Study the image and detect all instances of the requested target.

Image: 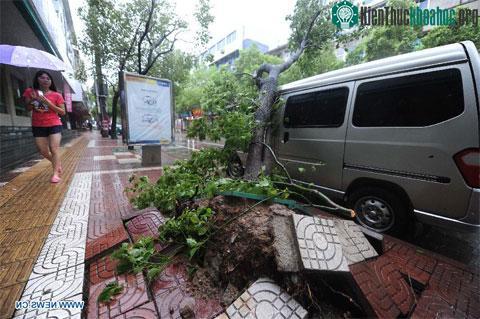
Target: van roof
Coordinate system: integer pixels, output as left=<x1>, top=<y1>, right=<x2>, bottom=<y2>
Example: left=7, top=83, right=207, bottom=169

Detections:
left=279, top=42, right=471, bottom=94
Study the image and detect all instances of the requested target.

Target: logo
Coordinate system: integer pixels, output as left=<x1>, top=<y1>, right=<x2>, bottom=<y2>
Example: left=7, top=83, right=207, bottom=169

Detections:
left=332, top=0, right=359, bottom=30
left=331, top=0, right=478, bottom=27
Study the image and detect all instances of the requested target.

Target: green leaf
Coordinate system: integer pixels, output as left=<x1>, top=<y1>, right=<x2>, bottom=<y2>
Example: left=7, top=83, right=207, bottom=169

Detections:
left=146, top=266, right=163, bottom=282
left=186, top=238, right=198, bottom=248
left=97, top=281, right=124, bottom=303
left=298, top=167, right=305, bottom=173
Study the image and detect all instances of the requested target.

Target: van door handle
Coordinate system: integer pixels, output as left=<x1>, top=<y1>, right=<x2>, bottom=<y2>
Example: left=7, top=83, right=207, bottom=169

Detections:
left=283, top=132, right=289, bottom=143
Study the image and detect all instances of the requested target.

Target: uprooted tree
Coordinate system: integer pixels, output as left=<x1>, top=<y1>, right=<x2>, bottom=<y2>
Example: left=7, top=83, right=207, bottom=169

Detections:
left=129, top=0, right=353, bottom=218
left=113, top=1, right=356, bottom=309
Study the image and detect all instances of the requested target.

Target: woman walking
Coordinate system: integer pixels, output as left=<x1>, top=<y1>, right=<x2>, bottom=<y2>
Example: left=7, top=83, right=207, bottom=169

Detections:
left=23, top=70, right=66, bottom=183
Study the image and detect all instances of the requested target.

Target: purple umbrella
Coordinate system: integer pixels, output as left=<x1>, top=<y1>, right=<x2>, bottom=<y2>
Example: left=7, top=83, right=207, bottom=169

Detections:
left=0, top=44, right=67, bottom=71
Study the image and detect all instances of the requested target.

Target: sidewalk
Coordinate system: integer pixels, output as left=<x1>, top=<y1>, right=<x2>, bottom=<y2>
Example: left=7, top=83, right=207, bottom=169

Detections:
left=0, top=131, right=170, bottom=318
left=0, top=131, right=478, bottom=318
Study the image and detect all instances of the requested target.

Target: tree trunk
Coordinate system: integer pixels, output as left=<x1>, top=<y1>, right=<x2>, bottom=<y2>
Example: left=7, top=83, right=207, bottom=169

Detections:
left=94, top=50, right=107, bottom=123
left=244, top=76, right=278, bottom=180
left=242, top=9, right=321, bottom=180
left=110, top=89, right=120, bottom=139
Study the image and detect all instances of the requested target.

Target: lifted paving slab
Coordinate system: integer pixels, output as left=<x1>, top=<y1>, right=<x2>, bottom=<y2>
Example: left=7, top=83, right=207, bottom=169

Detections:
left=334, top=220, right=378, bottom=265
left=225, top=277, right=308, bottom=319
left=292, top=214, right=350, bottom=272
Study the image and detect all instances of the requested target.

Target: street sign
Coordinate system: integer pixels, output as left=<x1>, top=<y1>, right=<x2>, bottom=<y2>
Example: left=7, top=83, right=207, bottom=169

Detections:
left=123, top=72, right=173, bottom=145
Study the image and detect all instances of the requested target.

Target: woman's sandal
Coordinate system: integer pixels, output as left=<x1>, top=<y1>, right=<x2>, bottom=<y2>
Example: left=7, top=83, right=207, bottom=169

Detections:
left=50, top=175, right=61, bottom=183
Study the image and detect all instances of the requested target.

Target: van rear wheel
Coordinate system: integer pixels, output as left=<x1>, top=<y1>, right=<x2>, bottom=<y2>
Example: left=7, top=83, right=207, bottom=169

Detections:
left=348, top=187, right=409, bottom=235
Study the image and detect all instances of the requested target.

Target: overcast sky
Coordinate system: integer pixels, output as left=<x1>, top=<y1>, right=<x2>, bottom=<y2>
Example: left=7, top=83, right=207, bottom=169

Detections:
left=69, top=0, right=297, bottom=55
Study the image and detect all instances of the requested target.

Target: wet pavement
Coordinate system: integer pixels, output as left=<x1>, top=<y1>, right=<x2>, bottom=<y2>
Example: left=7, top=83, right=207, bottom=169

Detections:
left=0, top=130, right=478, bottom=319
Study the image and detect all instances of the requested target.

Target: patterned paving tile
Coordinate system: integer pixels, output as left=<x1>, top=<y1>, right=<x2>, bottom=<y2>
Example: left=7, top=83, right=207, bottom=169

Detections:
left=30, top=237, right=86, bottom=279
left=89, top=256, right=117, bottom=285
left=112, top=301, right=159, bottom=319
left=9, top=171, right=91, bottom=318
left=152, top=262, right=223, bottom=319
left=225, top=277, right=308, bottom=319
left=126, top=211, right=166, bottom=242
left=88, top=271, right=149, bottom=319
left=334, top=220, right=378, bottom=265
left=48, top=214, right=88, bottom=240
left=85, top=223, right=129, bottom=261
left=292, top=214, right=349, bottom=272
left=14, top=264, right=85, bottom=318
left=350, top=262, right=401, bottom=318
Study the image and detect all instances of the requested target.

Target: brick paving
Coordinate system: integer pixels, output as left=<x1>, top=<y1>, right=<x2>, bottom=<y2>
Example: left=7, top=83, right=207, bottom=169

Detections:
left=0, top=136, right=87, bottom=319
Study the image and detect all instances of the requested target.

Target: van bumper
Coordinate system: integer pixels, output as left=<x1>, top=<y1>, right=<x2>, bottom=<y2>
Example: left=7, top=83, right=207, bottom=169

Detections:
left=414, top=189, right=480, bottom=232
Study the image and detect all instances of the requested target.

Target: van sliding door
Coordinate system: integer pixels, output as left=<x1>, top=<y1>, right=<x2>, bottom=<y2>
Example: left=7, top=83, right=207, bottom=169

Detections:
left=275, top=83, right=354, bottom=198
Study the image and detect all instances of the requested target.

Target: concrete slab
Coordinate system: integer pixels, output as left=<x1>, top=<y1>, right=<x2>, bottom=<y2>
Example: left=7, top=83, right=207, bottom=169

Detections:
left=225, top=278, right=308, bottom=319
left=272, top=215, right=300, bottom=272
left=292, top=214, right=349, bottom=272
left=334, top=220, right=378, bottom=265
left=93, top=155, right=116, bottom=161
left=141, top=144, right=162, bottom=166
left=117, top=158, right=141, bottom=164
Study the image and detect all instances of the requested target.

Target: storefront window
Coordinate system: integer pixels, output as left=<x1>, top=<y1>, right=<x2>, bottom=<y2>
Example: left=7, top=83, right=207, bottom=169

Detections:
left=11, top=74, right=28, bottom=117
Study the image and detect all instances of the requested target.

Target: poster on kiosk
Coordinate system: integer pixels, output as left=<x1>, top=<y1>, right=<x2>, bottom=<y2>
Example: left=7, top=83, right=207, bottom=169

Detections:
left=123, top=72, right=173, bottom=145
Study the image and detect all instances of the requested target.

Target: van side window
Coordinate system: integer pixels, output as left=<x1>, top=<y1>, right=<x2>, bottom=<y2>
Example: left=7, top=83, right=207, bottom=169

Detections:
left=353, top=69, right=464, bottom=127
left=284, top=87, right=349, bottom=128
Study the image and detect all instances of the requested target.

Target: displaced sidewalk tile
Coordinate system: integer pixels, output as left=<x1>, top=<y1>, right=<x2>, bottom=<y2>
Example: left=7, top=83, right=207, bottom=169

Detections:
left=112, top=301, right=159, bottom=318
left=272, top=215, right=300, bottom=272
left=89, top=256, right=118, bottom=285
left=85, top=223, right=129, bottom=261
left=225, top=277, right=307, bottom=319
left=88, top=258, right=149, bottom=319
left=349, top=262, right=401, bottom=318
left=292, top=214, right=349, bottom=272
left=126, top=210, right=166, bottom=243
left=383, top=238, right=436, bottom=285
left=152, top=262, right=222, bottom=319
left=369, top=256, right=416, bottom=316
left=334, top=220, right=378, bottom=265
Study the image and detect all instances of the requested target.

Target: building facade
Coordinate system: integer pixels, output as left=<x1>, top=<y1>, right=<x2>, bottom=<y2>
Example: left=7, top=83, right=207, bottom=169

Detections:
left=200, top=27, right=269, bottom=68
left=0, top=0, right=86, bottom=171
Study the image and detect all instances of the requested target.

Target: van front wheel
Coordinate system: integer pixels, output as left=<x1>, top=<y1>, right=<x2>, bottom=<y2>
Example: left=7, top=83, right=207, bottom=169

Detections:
left=348, top=187, right=409, bottom=235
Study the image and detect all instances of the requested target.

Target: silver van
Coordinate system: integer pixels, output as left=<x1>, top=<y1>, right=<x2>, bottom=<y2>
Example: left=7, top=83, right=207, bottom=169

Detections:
left=264, top=41, right=479, bottom=234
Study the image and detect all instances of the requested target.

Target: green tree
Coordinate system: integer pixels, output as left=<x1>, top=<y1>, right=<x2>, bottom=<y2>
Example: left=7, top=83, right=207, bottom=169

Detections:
left=235, top=46, right=283, bottom=75
left=421, top=8, right=480, bottom=49
left=148, top=50, right=195, bottom=102
left=80, top=0, right=213, bottom=138
left=280, top=44, right=344, bottom=84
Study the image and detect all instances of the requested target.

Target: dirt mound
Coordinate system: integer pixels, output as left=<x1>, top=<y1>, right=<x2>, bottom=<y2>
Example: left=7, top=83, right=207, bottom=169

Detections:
left=185, top=196, right=351, bottom=317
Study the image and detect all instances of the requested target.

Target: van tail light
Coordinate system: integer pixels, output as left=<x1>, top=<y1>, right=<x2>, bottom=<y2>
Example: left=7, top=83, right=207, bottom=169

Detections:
left=454, top=148, right=480, bottom=188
